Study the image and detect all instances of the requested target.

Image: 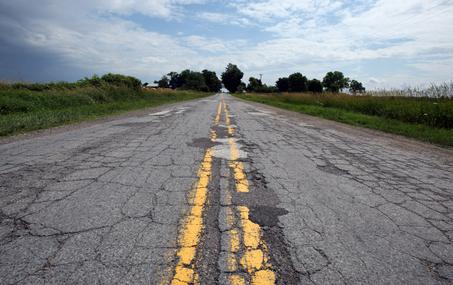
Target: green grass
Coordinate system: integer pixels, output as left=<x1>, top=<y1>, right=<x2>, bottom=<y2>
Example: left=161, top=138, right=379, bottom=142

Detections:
left=234, top=93, right=453, bottom=147
left=0, top=86, right=210, bottom=137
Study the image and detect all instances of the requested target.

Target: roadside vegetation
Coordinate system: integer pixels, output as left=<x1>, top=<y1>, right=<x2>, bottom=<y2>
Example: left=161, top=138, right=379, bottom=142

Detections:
left=234, top=92, right=453, bottom=147
left=0, top=74, right=210, bottom=137
left=206, top=63, right=453, bottom=147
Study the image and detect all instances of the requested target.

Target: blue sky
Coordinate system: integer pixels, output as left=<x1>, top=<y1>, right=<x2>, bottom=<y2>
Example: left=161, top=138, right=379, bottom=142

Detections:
left=0, top=0, right=452, bottom=89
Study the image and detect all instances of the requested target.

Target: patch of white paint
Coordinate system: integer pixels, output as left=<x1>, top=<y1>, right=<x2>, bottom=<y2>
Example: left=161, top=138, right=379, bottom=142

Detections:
left=149, top=110, right=172, bottom=116
left=212, top=138, right=248, bottom=160
left=298, top=123, right=314, bottom=128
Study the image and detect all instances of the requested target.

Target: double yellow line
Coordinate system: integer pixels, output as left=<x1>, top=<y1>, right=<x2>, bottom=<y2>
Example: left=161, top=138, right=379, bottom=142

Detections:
left=162, top=98, right=275, bottom=285
left=223, top=101, right=276, bottom=285
left=163, top=101, right=222, bottom=285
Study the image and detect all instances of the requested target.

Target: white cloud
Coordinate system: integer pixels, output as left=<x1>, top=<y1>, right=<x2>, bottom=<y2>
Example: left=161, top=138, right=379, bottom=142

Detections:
left=197, top=12, right=252, bottom=26
left=0, top=0, right=452, bottom=87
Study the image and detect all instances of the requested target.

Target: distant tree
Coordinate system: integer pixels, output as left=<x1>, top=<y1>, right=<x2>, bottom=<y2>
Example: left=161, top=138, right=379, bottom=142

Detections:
left=276, top=77, right=290, bottom=92
left=221, top=63, right=244, bottom=93
left=167, top=72, right=182, bottom=89
left=247, top=77, right=263, bottom=92
left=154, top=76, right=170, bottom=88
left=307, top=79, right=323, bottom=93
left=178, top=70, right=208, bottom=91
left=202, top=70, right=222, bottom=92
left=288, top=73, right=308, bottom=92
left=349, top=80, right=366, bottom=93
left=142, top=82, right=149, bottom=87
left=323, top=71, right=350, bottom=93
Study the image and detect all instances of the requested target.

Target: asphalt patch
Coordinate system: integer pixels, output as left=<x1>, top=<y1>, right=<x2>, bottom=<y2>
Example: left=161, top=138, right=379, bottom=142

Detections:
left=188, top=137, right=220, bottom=148
left=249, top=206, right=289, bottom=227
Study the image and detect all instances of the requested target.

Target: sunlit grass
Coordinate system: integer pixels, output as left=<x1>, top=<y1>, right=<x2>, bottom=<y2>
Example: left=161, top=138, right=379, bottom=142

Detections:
left=0, top=85, right=210, bottom=136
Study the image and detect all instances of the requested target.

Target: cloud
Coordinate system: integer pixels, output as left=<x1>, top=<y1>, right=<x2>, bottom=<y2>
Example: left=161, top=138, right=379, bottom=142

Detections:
left=0, top=0, right=452, bottom=87
left=197, top=12, right=252, bottom=26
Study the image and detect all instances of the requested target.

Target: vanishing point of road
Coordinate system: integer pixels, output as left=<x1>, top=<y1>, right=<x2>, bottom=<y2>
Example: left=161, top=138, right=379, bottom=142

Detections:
left=1, top=94, right=452, bottom=284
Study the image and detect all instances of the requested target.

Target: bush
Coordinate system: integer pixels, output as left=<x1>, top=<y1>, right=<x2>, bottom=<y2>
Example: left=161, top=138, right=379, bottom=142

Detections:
left=100, top=73, right=142, bottom=91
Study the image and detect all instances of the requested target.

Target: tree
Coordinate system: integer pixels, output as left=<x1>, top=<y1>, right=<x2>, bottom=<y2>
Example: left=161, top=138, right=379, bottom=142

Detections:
left=288, top=73, right=308, bottom=92
left=221, top=63, right=244, bottom=93
left=349, top=80, right=366, bottom=93
left=167, top=72, right=182, bottom=89
left=276, top=77, right=289, bottom=92
left=179, top=70, right=208, bottom=91
left=154, top=76, right=169, bottom=88
left=202, top=70, right=222, bottom=92
left=247, top=77, right=263, bottom=92
left=322, top=71, right=349, bottom=93
left=308, top=79, right=323, bottom=93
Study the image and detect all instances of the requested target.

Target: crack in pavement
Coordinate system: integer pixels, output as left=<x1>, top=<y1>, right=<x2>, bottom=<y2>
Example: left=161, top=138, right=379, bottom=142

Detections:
left=1, top=94, right=453, bottom=284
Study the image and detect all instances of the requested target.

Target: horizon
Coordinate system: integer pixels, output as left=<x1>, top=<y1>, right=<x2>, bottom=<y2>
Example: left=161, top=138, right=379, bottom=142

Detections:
left=1, top=1, right=452, bottom=90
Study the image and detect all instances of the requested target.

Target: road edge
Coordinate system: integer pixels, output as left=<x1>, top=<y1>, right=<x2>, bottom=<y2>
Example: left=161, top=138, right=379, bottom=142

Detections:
left=0, top=95, right=216, bottom=145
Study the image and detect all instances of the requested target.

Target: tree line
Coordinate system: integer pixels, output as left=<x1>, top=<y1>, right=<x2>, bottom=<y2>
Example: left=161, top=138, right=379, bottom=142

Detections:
left=155, top=63, right=365, bottom=94
left=154, top=69, right=222, bottom=92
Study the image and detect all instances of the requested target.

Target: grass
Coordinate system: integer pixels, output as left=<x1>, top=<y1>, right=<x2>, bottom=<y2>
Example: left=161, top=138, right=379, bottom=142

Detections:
left=234, top=93, right=453, bottom=147
left=0, top=84, right=210, bottom=137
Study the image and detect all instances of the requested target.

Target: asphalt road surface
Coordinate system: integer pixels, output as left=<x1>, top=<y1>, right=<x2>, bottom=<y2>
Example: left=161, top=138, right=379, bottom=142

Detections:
left=1, top=94, right=453, bottom=285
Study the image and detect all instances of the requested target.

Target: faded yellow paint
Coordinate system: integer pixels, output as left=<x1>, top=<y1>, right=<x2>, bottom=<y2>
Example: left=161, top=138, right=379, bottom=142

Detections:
left=228, top=253, right=238, bottom=272
left=240, top=249, right=264, bottom=272
left=229, top=275, right=246, bottom=285
left=252, top=270, right=276, bottom=285
left=229, top=161, right=249, bottom=193
left=228, top=137, right=249, bottom=193
left=215, top=99, right=223, bottom=125
left=222, top=100, right=276, bottom=284
left=169, top=148, right=213, bottom=284
left=164, top=98, right=277, bottom=285
left=237, top=206, right=261, bottom=249
left=172, top=266, right=194, bottom=284
left=227, top=228, right=240, bottom=272
left=230, top=228, right=240, bottom=253
left=223, top=100, right=235, bottom=136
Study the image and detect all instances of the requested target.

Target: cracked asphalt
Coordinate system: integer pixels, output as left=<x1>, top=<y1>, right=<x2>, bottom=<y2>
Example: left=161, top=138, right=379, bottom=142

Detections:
left=1, top=94, right=453, bottom=284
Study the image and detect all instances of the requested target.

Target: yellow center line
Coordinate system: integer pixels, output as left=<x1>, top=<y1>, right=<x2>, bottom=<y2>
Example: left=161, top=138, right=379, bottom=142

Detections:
left=222, top=98, right=276, bottom=285
left=215, top=99, right=223, bottom=125
left=224, top=101, right=235, bottom=136
left=162, top=99, right=223, bottom=285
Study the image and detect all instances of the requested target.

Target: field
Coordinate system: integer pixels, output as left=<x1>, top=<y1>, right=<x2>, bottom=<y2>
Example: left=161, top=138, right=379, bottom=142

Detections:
left=234, top=92, right=453, bottom=147
left=0, top=80, right=210, bottom=137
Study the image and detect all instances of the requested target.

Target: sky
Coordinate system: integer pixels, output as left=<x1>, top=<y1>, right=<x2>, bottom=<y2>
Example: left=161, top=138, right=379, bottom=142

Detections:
left=0, top=0, right=452, bottom=89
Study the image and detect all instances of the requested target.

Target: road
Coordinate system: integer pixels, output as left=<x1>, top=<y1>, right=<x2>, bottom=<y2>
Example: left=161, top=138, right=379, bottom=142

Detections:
left=1, top=94, right=453, bottom=284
